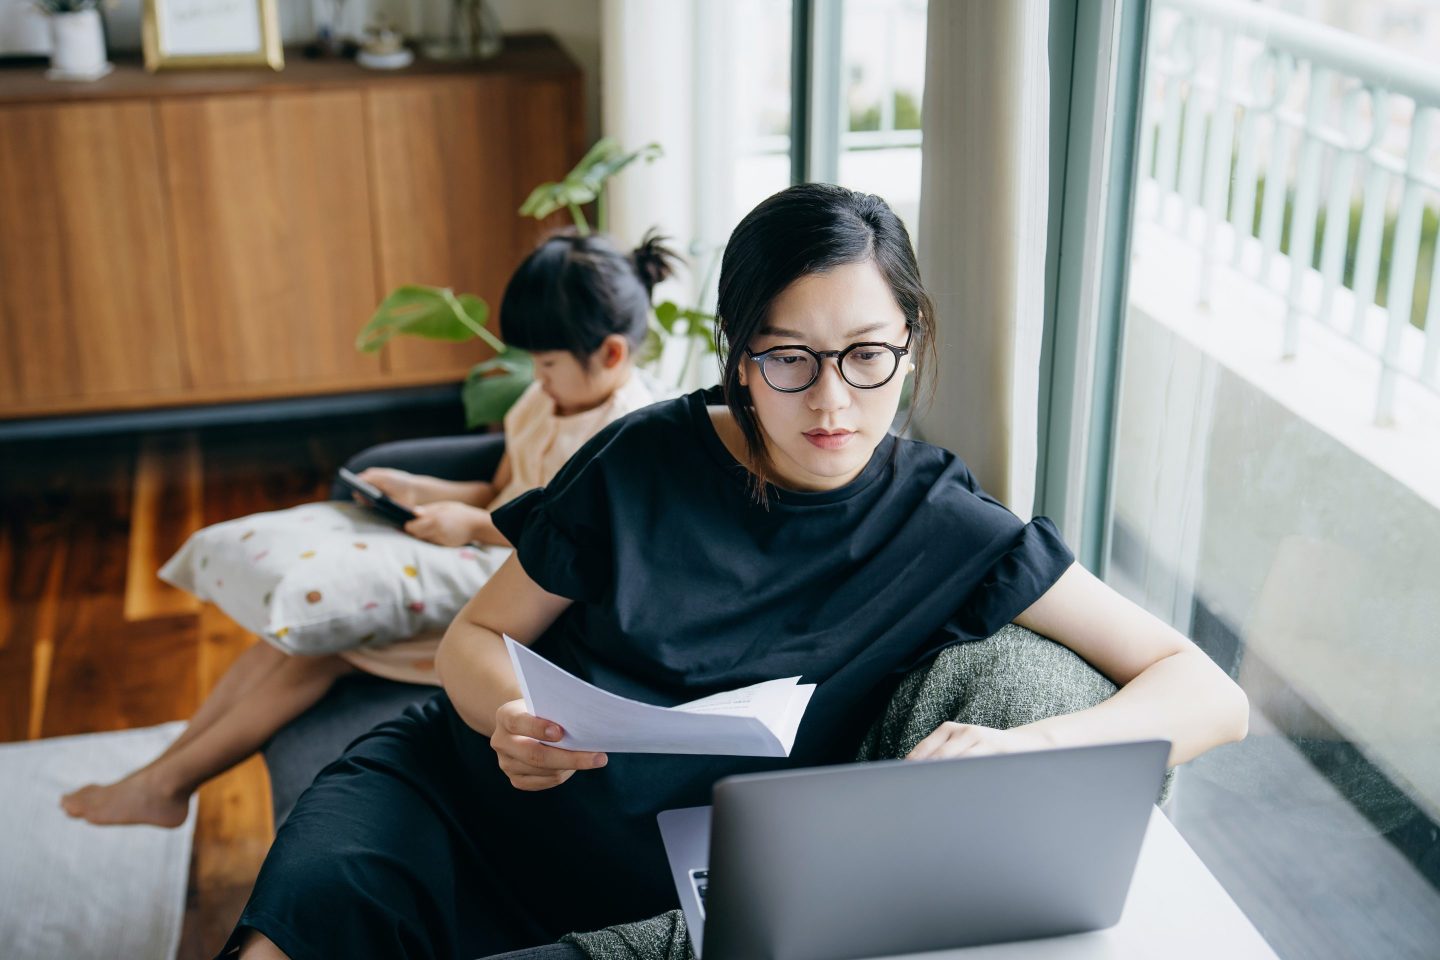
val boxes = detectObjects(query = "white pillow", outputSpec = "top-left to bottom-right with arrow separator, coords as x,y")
159,501 -> 511,656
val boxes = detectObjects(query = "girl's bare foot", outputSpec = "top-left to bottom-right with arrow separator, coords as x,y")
59,769 -> 190,828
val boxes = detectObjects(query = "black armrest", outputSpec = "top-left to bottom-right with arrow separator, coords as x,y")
327,432 -> 506,501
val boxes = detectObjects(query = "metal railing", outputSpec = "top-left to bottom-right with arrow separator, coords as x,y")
1140,0 -> 1440,425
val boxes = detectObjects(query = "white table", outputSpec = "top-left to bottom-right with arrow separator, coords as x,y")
871,808 -> 1279,959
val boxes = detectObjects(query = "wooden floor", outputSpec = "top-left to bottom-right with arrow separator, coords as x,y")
0,404 -> 463,959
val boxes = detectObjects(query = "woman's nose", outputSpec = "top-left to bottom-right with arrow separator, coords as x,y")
807,358 -> 852,410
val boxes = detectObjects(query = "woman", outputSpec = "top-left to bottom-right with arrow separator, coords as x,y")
227,184 -> 1248,960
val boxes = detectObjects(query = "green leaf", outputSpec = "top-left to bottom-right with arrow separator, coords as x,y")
677,307 -> 712,331
572,137 -> 621,174
520,139 -> 663,227
462,349 -> 534,428
356,286 -> 489,352
573,141 -> 663,193
654,300 -> 681,334
443,289 -> 505,352
519,182 -> 563,219
519,180 -> 598,226
636,322 -> 665,368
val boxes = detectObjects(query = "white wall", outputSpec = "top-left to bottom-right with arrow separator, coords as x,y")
0,0 -> 601,142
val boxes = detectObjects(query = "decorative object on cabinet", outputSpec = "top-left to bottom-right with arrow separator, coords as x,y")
141,0 -> 283,72
34,0 -> 113,81
356,17 -> 413,70
425,0 -> 501,62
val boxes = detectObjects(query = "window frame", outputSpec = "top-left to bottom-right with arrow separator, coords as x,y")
1037,0 -> 1152,575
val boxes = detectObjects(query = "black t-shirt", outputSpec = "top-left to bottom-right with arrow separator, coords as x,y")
490,383 -> 1073,777
460,385 -> 1076,922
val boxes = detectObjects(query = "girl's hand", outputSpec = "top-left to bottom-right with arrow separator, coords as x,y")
355,467 -> 422,507
404,502 -> 487,547
491,699 -> 608,791
905,722 -> 1054,761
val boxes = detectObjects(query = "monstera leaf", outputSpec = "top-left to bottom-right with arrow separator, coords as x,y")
462,349 -> 534,429
520,139 -> 663,233
356,286 -> 503,354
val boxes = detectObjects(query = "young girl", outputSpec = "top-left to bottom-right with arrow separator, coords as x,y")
60,230 -> 678,828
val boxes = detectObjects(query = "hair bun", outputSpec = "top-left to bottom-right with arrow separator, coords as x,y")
630,228 -> 681,297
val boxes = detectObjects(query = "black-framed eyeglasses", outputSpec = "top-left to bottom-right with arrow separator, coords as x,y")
745,327 -> 914,393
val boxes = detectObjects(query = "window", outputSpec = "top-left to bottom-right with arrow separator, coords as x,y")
1102,1 -> 1440,955
804,0 -> 928,240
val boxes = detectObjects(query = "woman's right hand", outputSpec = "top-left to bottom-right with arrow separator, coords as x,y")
490,699 -> 608,791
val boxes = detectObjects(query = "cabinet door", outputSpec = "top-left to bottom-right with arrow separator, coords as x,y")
367,76 -> 510,378
505,75 -> 587,256
159,90 -> 382,390
0,102 -> 185,408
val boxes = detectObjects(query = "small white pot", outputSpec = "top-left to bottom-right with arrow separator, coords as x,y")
47,9 -> 110,80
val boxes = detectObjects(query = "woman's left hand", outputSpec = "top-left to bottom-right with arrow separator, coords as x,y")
905,722 -> 1054,761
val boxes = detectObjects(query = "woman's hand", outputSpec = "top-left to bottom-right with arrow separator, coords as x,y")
490,699 -> 608,791
405,502 -> 488,547
905,722 -> 1054,761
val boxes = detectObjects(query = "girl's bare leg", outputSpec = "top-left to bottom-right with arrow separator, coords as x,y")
154,641 -> 290,763
61,654 -> 356,828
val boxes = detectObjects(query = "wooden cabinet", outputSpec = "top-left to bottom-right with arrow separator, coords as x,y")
0,36 -> 583,419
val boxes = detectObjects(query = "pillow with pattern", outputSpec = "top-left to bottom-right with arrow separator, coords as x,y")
159,501 -> 510,656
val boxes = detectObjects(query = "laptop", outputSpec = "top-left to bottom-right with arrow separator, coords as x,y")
657,740 -> 1169,960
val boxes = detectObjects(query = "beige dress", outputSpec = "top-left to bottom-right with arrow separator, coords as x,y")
341,372 -> 655,684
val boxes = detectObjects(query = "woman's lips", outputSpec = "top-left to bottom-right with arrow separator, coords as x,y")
804,430 -> 855,450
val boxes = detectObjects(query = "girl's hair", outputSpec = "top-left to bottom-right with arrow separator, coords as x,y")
715,183 -> 936,498
498,229 -> 679,363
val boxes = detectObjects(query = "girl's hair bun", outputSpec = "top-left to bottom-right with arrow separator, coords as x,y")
630,229 -> 681,296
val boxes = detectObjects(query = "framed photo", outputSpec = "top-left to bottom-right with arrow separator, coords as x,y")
142,0 -> 284,72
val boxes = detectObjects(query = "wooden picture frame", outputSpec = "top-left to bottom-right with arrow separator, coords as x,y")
142,0 -> 284,72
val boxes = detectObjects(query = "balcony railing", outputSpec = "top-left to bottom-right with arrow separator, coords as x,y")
1140,0 -> 1440,425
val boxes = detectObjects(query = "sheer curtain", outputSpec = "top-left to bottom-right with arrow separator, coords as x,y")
914,0 -> 1050,520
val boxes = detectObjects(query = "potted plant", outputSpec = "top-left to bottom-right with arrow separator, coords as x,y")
356,139 -> 720,428
34,0 -> 113,81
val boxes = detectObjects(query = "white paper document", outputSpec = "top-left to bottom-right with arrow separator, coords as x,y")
505,636 -> 817,757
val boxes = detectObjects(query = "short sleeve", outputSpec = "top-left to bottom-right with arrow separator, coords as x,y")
945,460 -> 1075,637
948,514 -> 1074,640
896,458 -> 1076,673
491,422 -> 623,603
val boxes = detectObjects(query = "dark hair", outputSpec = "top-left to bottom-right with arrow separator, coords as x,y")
498,229 -> 679,364
715,183 -> 936,499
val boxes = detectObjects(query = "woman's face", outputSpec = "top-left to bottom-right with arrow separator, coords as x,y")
740,259 -> 911,492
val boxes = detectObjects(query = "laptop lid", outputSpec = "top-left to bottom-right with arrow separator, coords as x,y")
682,740 -> 1168,960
